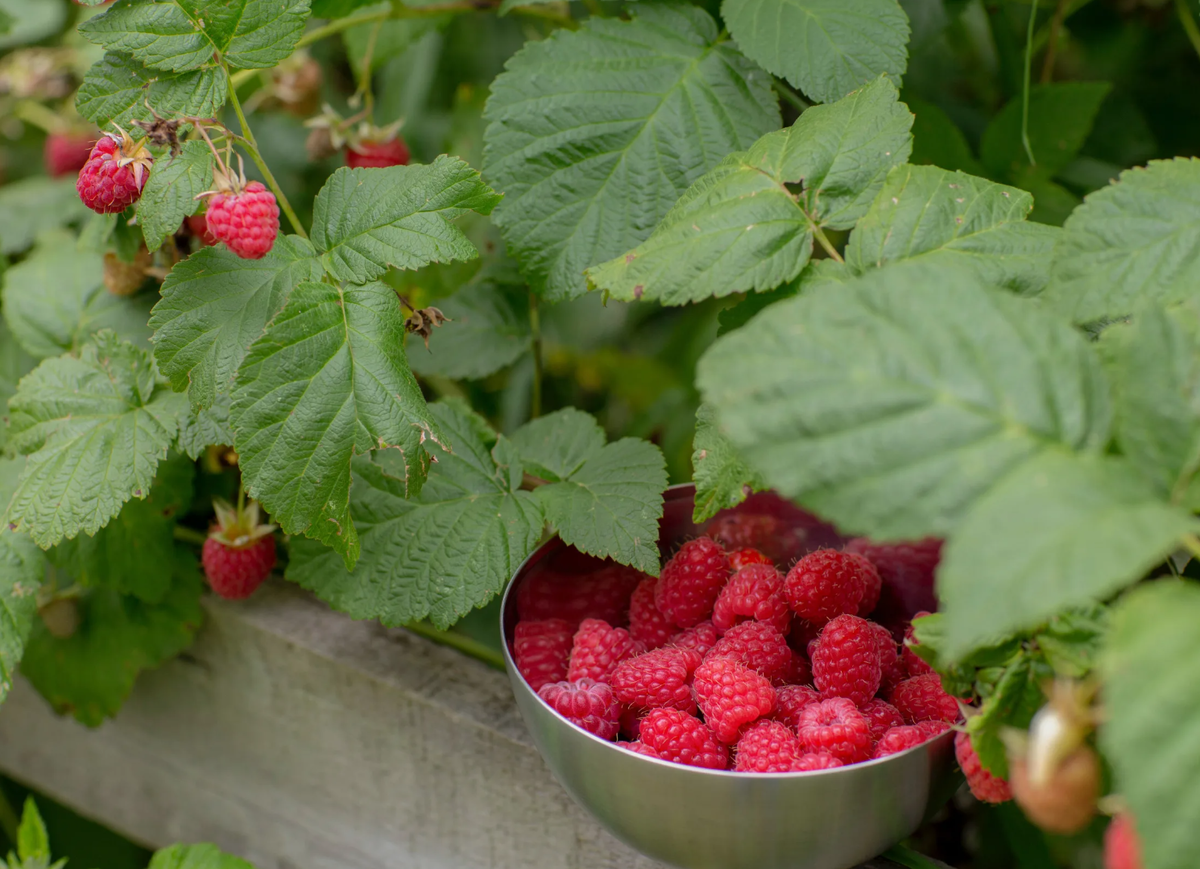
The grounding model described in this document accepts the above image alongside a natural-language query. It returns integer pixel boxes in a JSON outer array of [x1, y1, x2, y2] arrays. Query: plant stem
[[1040, 0, 1070, 82], [811, 223, 844, 264], [225, 73, 308, 239], [403, 621, 507, 671], [581, 0, 603, 16], [173, 525, 209, 546], [298, 0, 490, 48], [529, 291, 544, 419], [1178, 0, 1200, 63], [0, 787, 18, 847], [351, 16, 385, 116], [1021, 0, 1039, 166], [13, 99, 68, 134], [772, 79, 810, 114]]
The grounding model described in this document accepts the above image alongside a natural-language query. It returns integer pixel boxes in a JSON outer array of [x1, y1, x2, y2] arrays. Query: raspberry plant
[[0, 0, 1198, 866]]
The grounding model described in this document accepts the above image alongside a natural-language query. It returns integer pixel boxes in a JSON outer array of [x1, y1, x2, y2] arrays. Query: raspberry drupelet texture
[[205, 180, 280, 259], [345, 135, 411, 168], [619, 740, 662, 758], [954, 731, 1012, 803], [795, 697, 873, 764], [781, 650, 812, 686], [77, 132, 152, 213], [1104, 814, 1142, 869], [514, 618, 573, 691], [692, 658, 777, 744], [728, 548, 773, 571], [668, 620, 719, 657], [639, 708, 729, 769], [202, 535, 275, 600], [870, 620, 906, 694], [734, 719, 805, 773], [706, 513, 781, 555], [846, 537, 942, 625], [712, 563, 791, 635], [892, 673, 961, 724], [537, 679, 620, 740], [785, 549, 879, 625], [873, 725, 928, 758], [811, 614, 883, 707], [791, 753, 844, 771], [916, 719, 952, 739], [772, 684, 821, 729], [656, 536, 731, 628], [568, 618, 643, 683], [707, 621, 793, 684], [629, 575, 674, 649], [518, 562, 643, 627], [611, 646, 702, 713], [860, 699, 905, 744]]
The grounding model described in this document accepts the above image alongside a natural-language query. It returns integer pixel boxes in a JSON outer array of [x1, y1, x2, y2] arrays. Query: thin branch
[[1178, 0, 1200, 64], [1040, 0, 1070, 82], [1021, 0, 1039, 166], [811, 224, 844, 264], [772, 78, 810, 114], [402, 621, 506, 671]]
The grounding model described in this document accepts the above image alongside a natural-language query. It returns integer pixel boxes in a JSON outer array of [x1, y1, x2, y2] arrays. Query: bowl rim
[[499, 483, 955, 779]]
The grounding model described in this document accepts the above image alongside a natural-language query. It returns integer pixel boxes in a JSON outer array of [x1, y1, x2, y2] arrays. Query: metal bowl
[[501, 484, 957, 869]]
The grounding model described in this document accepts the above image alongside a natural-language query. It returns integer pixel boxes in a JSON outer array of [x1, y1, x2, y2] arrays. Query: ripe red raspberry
[[514, 618, 573, 690], [785, 549, 879, 625], [619, 706, 645, 740], [902, 614, 935, 677], [734, 719, 804, 772], [45, 131, 94, 177], [618, 740, 662, 758], [712, 564, 790, 635], [707, 621, 792, 684], [185, 213, 217, 247], [781, 650, 811, 686], [1105, 814, 1142, 869], [668, 620, 718, 657], [728, 548, 773, 571], [204, 180, 279, 259], [870, 620, 906, 694], [772, 684, 821, 729], [656, 537, 731, 628], [791, 753, 843, 771], [873, 725, 928, 758], [892, 674, 960, 725], [845, 537, 941, 624], [795, 697, 873, 764], [611, 646, 702, 713], [537, 679, 620, 740], [640, 708, 729, 769], [76, 131, 152, 213], [860, 699, 905, 743], [706, 513, 781, 554], [916, 719, 952, 740], [567, 618, 642, 683], [629, 575, 674, 649], [345, 135, 411, 169], [954, 731, 1011, 804], [858, 556, 882, 616], [693, 658, 776, 744], [811, 615, 882, 707], [520, 562, 642, 628], [201, 498, 276, 599]]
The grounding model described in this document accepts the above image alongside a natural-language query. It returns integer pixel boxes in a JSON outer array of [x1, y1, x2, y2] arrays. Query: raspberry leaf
[[176, 397, 233, 461], [407, 281, 531, 380], [0, 458, 43, 706], [310, 156, 501, 284], [149, 236, 323, 410], [0, 178, 90, 257], [149, 844, 255, 869], [76, 52, 228, 130], [138, 140, 214, 252], [3, 332, 188, 548], [721, 0, 909, 104], [588, 77, 911, 305], [0, 321, 37, 454], [287, 401, 543, 629], [230, 281, 445, 569], [965, 652, 1048, 777], [692, 403, 766, 523], [697, 264, 1112, 540], [511, 409, 667, 574], [482, 2, 780, 302], [939, 451, 1198, 658]]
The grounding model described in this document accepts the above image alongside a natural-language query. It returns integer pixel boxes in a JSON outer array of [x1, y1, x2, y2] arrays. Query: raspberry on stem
[[76, 129, 152, 214], [1104, 813, 1142, 869], [201, 498, 276, 600], [203, 175, 280, 260], [954, 731, 1012, 804]]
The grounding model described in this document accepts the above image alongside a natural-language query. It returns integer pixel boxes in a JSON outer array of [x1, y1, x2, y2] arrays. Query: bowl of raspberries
[[501, 485, 960, 869]]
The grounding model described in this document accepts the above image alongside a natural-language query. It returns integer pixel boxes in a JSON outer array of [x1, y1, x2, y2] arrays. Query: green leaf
[[588, 77, 912, 305], [80, 0, 311, 72], [696, 266, 1112, 540], [51, 453, 194, 604], [843, 165, 1060, 295], [0, 458, 42, 706], [716, 282, 800, 338], [980, 82, 1111, 181], [344, 8, 446, 73], [287, 401, 543, 629], [691, 403, 766, 522], [906, 95, 983, 175], [20, 545, 203, 727], [482, 2, 780, 302], [176, 396, 233, 460], [0, 179, 89, 256], [138, 140, 214, 251], [0, 321, 37, 453], [1103, 581, 1200, 869], [0, 0, 65, 49], [1044, 158, 1200, 324], [310, 157, 501, 284], [939, 452, 1196, 657], [16, 799, 49, 864], [76, 52, 229, 130], [4, 332, 188, 548], [1037, 605, 1108, 678], [311, 0, 376, 15], [2, 232, 154, 359], [150, 236, 322, 409], [149, 844, 255, 869], [231, 282, 445, 567], [721, 0, 909, 104], [407, 281, 531, 380], [965, 653, 1046, 776], [510, 409, 666, 573]]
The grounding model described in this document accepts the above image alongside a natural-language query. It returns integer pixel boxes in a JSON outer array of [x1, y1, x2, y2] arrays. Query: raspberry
[[513, 619, 573, 691], [791, 753, 843, 771], [1105, 814, 1142, 869], [537, 679, 620, 740], [902, 615, 935, 677], [954, 731, 1012, 804], [734, 719, 804, 772], [76, 131, 152, 214], [860, 699, 905, 743], [891, 674, 960, 725], [706, 621, 792, 684], [712, 564, 790, 635], [567, 618, 642, 683], [629, 575, 674, 649], [611, 646, 702, 713], [858, 556, 882, 616], [706, 513, 781, 554], [201, 498, 276, 600], [692, 658, 776, 744], [345, 135, 411, 169], [870, 620, 906, 695], [102, 248, 150, 297], [185, 213, 217, 247], [873, 725, 928, 758], [772, 684, 821, 729], [45, 131, 94, 177], [728, 548, 773, 571], [811, 615, 882, 707], [916, 719, 952, 740], [619, 706, 645, 740], [785, 549, 878, 625], [656, 537, 731, 628], [204, 180, 279, 259], [619, 740, 662, 758], [520, 562, 642, 628], [781, 650, 811, 686], [640, 708, 729, 769], [795, 697, 873, 764], [668, 620, 718, 657], [845, 537, 941, 623], [1009, 748, 1099, 834]]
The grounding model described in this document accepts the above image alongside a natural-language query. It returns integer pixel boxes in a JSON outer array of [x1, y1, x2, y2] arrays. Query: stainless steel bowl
[[501, 485, 957, 869]]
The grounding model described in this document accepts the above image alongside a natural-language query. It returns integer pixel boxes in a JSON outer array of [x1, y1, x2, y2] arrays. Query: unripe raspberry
[[204, 180, 279, 259], [1009, 747, 1099, 835], [76, 130, 152, 213], [38, 597, 81, 639], [102, 248, 151, 296]]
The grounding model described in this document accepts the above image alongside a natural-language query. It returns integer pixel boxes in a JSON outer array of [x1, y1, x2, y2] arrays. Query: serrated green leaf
[[1045, 158, 1200, 324], [588, 77, 912, 305], [0, 458, 42, 706], [980, 82, 1111, 181], [1038, 605, 1108, 678], [697, 266, 1112, 540], [150, 236, 322, 409], [20, 545, 203, 727], [1103, 581, 1200, 869], [939, 452, 1196, 657], [76, 52, 228, 129], [16, 799, 49, 864], [482, 2, 780, 302], [0, 179, 89, 256], [149, 844, 255, 869], [138, 140, 214, 251], [407, 281, 530, 380], [176, 395, 233, 460], [231, 282, 444, 567], [844, 165, 1060, 295], [310, 157, 500, 284], [691, 404, 765, 522], [287, 402, 543, 629], [907, 96, 983, 175], [3, 333, 188, 548], [0, 321, 37, 453], [511, 409, 666, 573], [722, 0, 909, 104], [2, 232, 154, 360], [966, 653, 1046, 776]]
